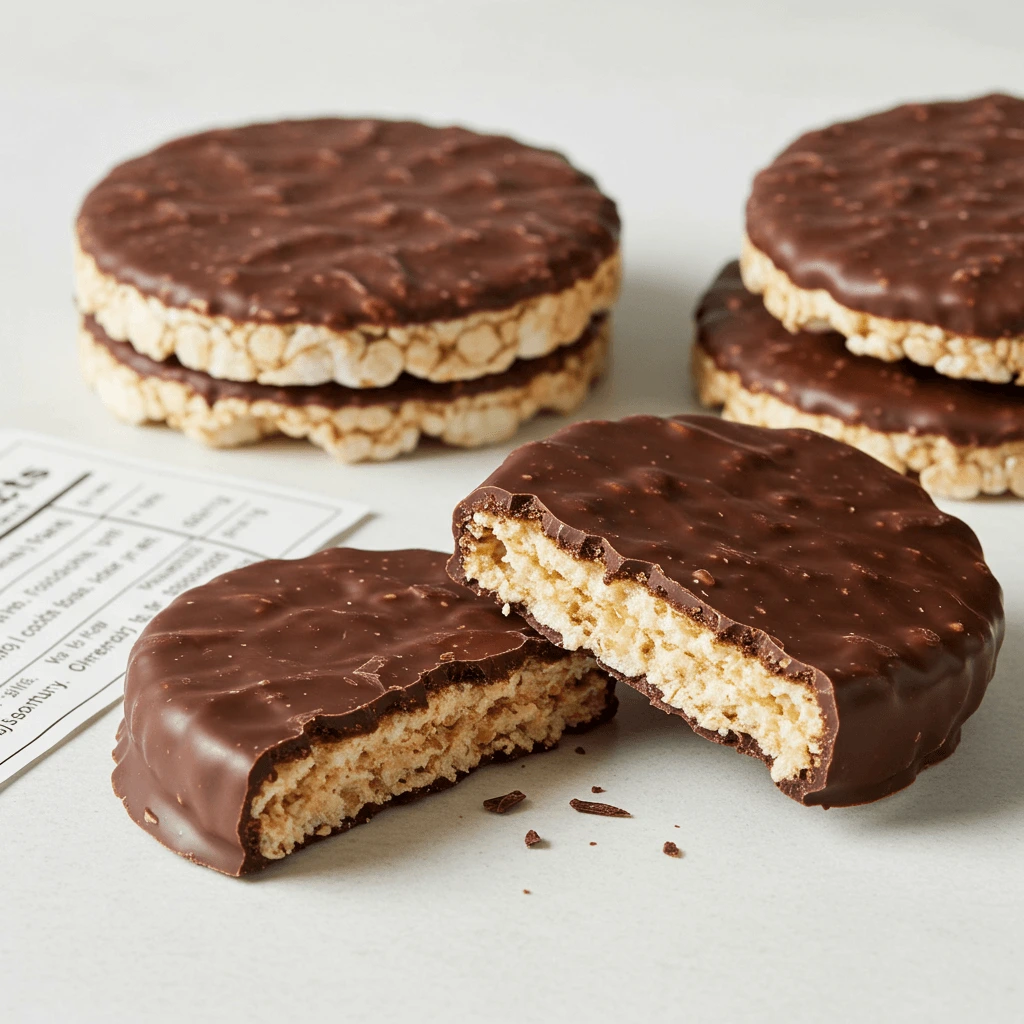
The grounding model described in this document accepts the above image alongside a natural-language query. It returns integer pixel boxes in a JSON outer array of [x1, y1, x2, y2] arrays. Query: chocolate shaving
[[483, 790, 526, 813], [569, 798, 631, 818], [524, 829, 542, 847], [663, 841, 683, 858]]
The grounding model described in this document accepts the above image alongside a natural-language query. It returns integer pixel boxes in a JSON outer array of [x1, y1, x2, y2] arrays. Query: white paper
[[0, 430, 370, 785]]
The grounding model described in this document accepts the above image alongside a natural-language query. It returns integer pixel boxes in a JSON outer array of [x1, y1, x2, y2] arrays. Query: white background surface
[[2, 2, 1022, 1021]]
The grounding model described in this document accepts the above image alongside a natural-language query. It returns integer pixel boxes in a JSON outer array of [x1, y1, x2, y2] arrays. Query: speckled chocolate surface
[[112, 548, 616, 875], [84, 311, 606, 408], [746, 93, 1024, 338], [697, 262, 1024, 446], [449, 414, 1004, 807], [78, 118, 620, 329]]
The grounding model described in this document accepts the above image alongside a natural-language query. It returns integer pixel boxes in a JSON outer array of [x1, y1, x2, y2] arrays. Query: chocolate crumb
[[591, 786, 605, 793], [663, 841, 683, 858], [589, 841, 597, 846], [483, 790, 526, 813], [523, 889, 531, 895], [574, 746, 586, 754], [570, 798, 631, 818], [525, 829, 542, 847]]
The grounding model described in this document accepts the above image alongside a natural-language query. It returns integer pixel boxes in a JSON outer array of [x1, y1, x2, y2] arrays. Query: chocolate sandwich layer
[[450, 415, 1003, 807], [84, 312, 606, 409], [697, 263, 1024, 448], [80, 312, 610, 462], [112, 548, 617, 875], [746, 93, 1024, 340]]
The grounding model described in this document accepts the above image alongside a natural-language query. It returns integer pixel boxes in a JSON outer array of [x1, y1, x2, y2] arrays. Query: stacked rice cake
[[76, 118, 621, 462], [695, 93, 1024, 498]]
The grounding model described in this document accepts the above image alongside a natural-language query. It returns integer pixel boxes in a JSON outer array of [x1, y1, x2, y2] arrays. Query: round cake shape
[[449, 414, 1004, 807], [695, 262, 1024, 499], [76, 118, 621, 388], [112, 548, 616, 875], [743, 93, 1024, 384]]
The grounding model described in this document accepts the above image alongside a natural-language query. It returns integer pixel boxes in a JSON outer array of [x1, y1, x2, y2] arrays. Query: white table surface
[[2, 2, 1022, 1020]]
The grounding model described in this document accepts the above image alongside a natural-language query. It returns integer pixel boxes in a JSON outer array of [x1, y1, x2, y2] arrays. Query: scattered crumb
[[483, 790, 526, 814], [523, 889, 531, 895], [591, 786, 605, 794], [589, 841, 597, 846], [525, 829, 542, 848], [574, 746, 586, 754], [663, 841, 683, 858], [674, 824, 680, 828], [570, 798, 631, 818]]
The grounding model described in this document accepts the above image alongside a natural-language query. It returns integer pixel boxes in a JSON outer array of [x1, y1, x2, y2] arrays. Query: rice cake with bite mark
[[112, 548, 617, 875], [449, 414, 1003, 807]]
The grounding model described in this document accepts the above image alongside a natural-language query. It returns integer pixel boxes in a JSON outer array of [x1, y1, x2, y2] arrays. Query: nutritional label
[[0, 431, 369, 786]]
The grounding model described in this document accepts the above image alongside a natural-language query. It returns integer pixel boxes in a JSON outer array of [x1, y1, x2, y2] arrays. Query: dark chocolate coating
[[78, 119, 620, 328], [746, 93, 1024, 339], [112, 548, 616, 875], [449, 415, 1004, 807], [84, 311, 605, 409], [697, 263, 1024, 447]]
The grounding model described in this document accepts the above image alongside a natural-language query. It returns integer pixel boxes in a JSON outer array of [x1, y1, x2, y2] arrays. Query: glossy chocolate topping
[[78, 118, 620, 328], [112, 548, 608, 875], [84, 312, 605, 409], [747, 93, 1024, 338], [450, 415, 1004, 806], [697, 262, 1024, 446]]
